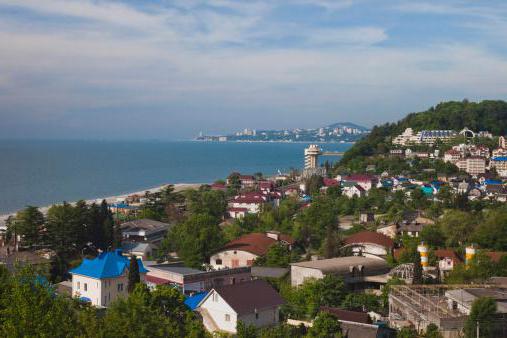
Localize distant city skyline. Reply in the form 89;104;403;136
1;0;507;140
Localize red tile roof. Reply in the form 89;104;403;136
486;251;507;263
434;249;462;265
343;231;394;249
219;232;292;256
232;197;264;204
321;306;371;324
323;178;339;187
343;174;377;182
212;279;284;316
145;275;171;285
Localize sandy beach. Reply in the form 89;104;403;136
0;182;204;228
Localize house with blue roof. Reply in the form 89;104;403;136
70;249;148;307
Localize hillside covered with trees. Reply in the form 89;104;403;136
340;100;507;165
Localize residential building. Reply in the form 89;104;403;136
210;231;294;269
341;231;394;259
342;184;366;198
196;279;284;334
393;128;457;146
456;157;486;175
228;192;267;215
443;149;461;164
120;219;171;245
70;249;148;307
341;174;377;191
490;157;507;177
290;256;390;288
121;242;156;260
145;263;251;295
434;249;462;277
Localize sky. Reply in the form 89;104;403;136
1;0;507;140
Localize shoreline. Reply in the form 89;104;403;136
0;182;204;228
191;139;356;144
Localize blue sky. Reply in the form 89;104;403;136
1;0;507;139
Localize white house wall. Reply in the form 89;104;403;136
290;266;324;287
210;250;258;269
239;307;279;329
200;290;238;333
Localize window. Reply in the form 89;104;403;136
118;283;124;292
255;312;259;320
212;293;218;302
215;258;222;265
84;283;88;291
77;282;80;290
225;314;230;322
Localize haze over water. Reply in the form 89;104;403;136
0;140;351;214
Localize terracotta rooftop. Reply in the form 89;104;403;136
219;232;293;256
211;279;284;316
343;231;394;249
434;249;462;265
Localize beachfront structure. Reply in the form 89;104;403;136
145;263;252;295
209;232;294;269
196;279;284;334
290;256;390;288
393;128;457;146
70;249;148;307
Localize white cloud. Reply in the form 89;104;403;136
1;0;507;138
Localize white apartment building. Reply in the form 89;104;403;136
70;249;147;307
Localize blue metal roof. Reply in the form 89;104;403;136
492;157;507;162
484;179;503;185
70;249;148;279
184;291;208;310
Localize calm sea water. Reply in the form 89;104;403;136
0;140;351;214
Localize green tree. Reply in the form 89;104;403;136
306;312;342;338
413;252;423;284
425;323;443;338
101;284;181;337
397;327;418;338
12;206;44;248
306;175;324;196
464;297;497;338
128;256;140;293
437;210;476;247
472;208;507;251
256;243;290;267
167;214;224;269
237;321;258;338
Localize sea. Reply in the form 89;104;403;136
0;140;352;214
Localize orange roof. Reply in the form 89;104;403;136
434;249;462;265
220;233;277;256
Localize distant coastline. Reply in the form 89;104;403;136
191;139;356;144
